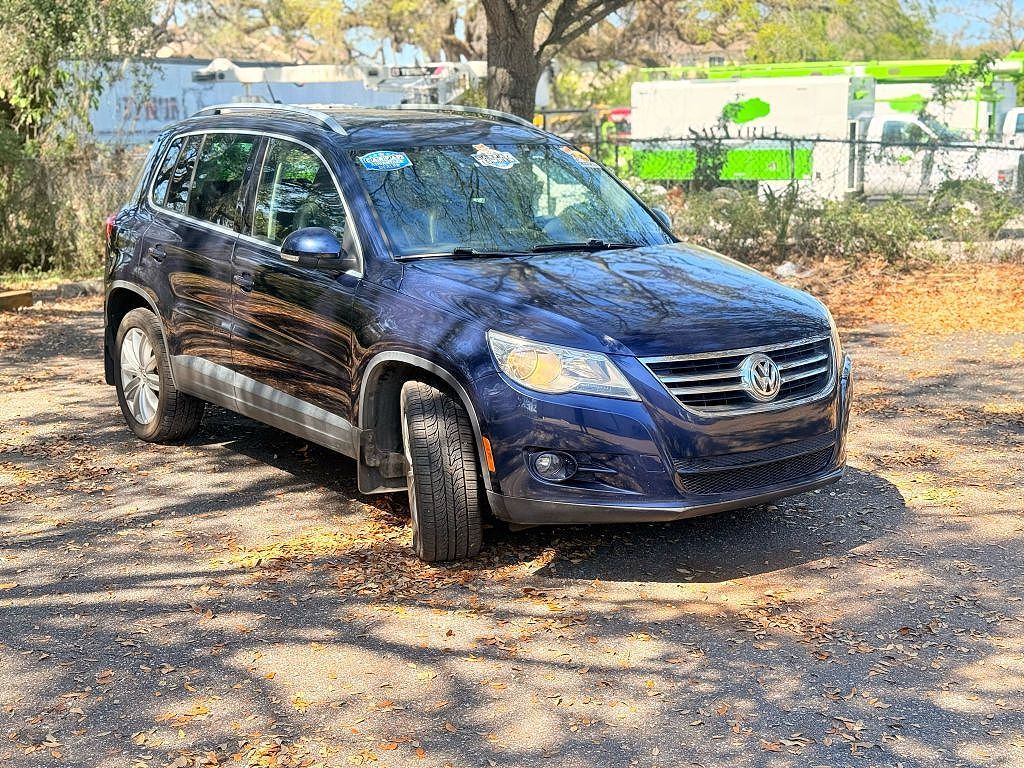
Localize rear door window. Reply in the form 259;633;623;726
165;134;202;215
188;133;257;230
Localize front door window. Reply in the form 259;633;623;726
252;139;347;245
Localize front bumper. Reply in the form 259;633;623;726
476;353;852;525
487;466;844;525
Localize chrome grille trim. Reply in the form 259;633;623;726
779;352;828;370
642;334;830;363
783;364;829;382
641;335;835;416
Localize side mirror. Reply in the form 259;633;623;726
280;227;354;271
651;207;673;230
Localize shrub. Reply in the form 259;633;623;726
815;198;926;264
0;134;140;275
926;179;1018;241
648;181;1011;266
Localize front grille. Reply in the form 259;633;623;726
673;432;836;472
641;335;833;415
675;444;834;496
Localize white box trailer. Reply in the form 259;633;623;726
631;75;872;141
630;76;871;198
630;75;1022;199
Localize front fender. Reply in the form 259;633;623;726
355;349;494;495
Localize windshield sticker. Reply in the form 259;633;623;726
560;146;599;167
471;144;518;170
358;150;412;171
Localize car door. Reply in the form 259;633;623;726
139;132;258;379
230;136;362;430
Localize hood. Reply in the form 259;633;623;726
400;242;830;358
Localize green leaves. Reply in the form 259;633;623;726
0;0;152;140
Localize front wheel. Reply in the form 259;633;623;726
400;380;483;562
114;307;204;443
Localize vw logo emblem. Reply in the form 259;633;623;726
740;352;782;402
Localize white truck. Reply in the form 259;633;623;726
630;75;1023;199
1000;107;1024;146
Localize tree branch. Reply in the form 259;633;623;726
538;0;631;59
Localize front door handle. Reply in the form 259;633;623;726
232;272;254;292
146;244;166;263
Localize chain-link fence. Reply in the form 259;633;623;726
594;136;1024;200
588;135;1024;264
0;142;145;274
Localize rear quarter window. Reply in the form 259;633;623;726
150;137;184;207
165;134;203;215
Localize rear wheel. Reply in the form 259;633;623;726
115;307;204;443
400;380;483;562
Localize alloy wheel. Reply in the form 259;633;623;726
119;327;160;425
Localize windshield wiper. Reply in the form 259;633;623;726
398;248;531;261
531;239;640;253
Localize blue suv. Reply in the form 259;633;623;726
104;103;852;561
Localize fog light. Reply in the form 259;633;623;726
533;451;577;481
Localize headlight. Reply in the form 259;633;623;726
487;330;639;400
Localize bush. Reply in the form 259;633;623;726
0;132;140;275
650;181;1015;266
926;179;1018;241
816;198;925;264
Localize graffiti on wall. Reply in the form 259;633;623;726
119;96;182;123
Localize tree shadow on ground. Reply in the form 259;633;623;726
186;405;905;584
3;299;1022;768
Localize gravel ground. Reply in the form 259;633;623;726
1;283;1022;768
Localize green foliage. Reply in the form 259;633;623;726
0;0;153;139
689;138;729;191
651;180;1014;267
0;136;141;273
926;179;1019;241
0;0;152;273
816;198;925;264
454;82;488;108
743;0;932;63
553;65;637;109
0;129;55;271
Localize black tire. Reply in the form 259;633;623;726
114;307;204;443
400;380;483;562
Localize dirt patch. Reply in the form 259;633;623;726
794;259;1024;335
1;268;1022;768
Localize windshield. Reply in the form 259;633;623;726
921;116;966;143
349;143;672;257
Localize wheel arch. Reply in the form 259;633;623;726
357;351;492;495
105;281;174;387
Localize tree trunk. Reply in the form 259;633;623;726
483;4;541;119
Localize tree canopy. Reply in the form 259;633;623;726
151;0;940;116
0;0;152;140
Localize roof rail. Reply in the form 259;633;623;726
190;102;348;135
380;103;536;129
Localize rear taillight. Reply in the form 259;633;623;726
105;214;116;244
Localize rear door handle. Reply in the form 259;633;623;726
232;272;254;292
146;244;166;263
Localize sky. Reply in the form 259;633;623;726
934;2;1009;47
